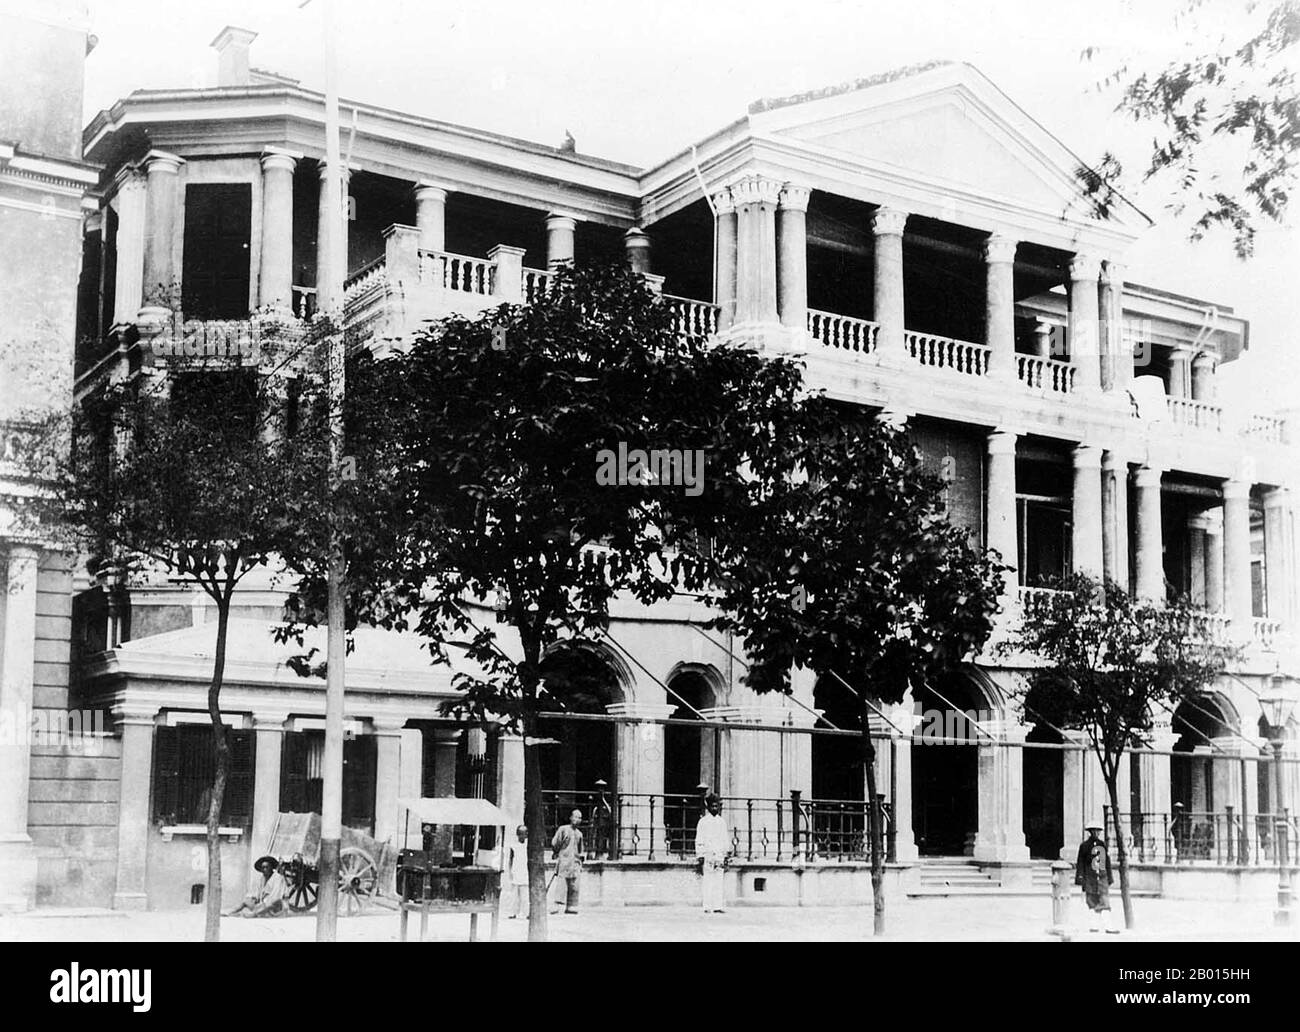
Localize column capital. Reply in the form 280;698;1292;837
1134;464;1164;488
414;181;450;203
318;162;353;182
777;183;811;212
729;174;783;208
1072;443;1103;469
1263;486;1292;510
251;711;291;730
371;715;410;735
606;701;677;721
545;212;578;233
259;149;298;174
1101;259;1126;286
1223;477;1252;500
623;225;651;249
711;187;735;215
870;206;908;237
1191;350;1218;370
144;150;184;176
1168;344;1195;362
987;427;1020;455
1069;253;1101;281
1187;513;1215;533
112;166;146;196
983;233;1017;264
1101;450;1128;473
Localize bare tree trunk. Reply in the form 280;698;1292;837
204;598;232;942
1105;766;1135;929
523;710;549;943
862;701;885;936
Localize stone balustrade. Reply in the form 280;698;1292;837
1166;396;1223;432
806;309;878;354
906;330;989;376
1016;353;1075;394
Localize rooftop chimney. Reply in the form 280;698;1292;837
210;25;257;87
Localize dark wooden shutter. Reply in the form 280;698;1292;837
151;726;179;824
223;730;256;827
342;735;377;834
280;731;309;813
182;183;251;319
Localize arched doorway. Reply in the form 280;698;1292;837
1171;695;1234;858
663;670;717;853
911;672;984;856
1023;723;1064;859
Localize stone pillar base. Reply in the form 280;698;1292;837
0;835;37;912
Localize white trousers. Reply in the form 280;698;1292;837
701;861;725;911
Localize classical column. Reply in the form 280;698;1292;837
248;711;287;886
1212;738;1260;842
1204;510;1226;613
112;168;147;327
1060;731;1088;859
316;163;350;312
713;188;737;331
608;701;676;856
973;719;1030;862
372;719;406;848
1100;260;1128;391
1191;352;1218;402
1188;516;1209;606
0;545;40;909
984;233;1017;380
1102;451;1130;591
1068;254;1101;391
1072;444;1104;578
142;151;183;307
731;175;781;326
413;182;448;253
497;734;525;824
986;428;1019;598
1134;464;1165;600
1033;318;1054;359
1190;745;1212;812
623;226;652;274
1168;346;1193;399
113;708;157;909
1223;478;1254;623
545;213;576;269
871;207;908;362
883;703;918;861
1143;719;1177;825
1263;488;1294;625
777;183;810;330
258;150;296;311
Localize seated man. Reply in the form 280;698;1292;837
227;855;288;918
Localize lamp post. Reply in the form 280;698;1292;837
1260;676;1295;927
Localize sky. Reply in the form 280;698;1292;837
74;0;1300;415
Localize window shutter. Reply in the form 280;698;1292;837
151;725;179;824
280;731;308;813
224;730;256;827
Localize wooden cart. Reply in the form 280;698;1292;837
266;811;390;916
395;797;514;942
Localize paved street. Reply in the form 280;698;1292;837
3;896;1295;943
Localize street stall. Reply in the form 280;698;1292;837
395;797;513;941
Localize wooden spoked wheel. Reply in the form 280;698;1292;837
283;856;319;912
338;847;378;916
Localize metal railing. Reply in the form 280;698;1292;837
807;309;879;354
1016;353;1075;394
1105;807;1298;866
541;789;886;864
905;330;990;376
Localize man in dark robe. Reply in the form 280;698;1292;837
1074;820;1119;933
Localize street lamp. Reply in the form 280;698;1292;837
1260;676;1296;927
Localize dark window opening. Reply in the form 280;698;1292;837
182;183;252;319
151;723;255;826
279;730;377;834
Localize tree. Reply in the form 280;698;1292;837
22;313;373;941
283;261;806;941
1084;0;1300;257
705;404;1005;936
1012;572;1234;928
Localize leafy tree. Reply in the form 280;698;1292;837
283;261;806;942
20;315;376;941
705;405;1005;936
1011;572;1234;928
1084;0;1300;257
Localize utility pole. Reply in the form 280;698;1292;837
305;0;347;942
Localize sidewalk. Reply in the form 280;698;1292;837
3;895;1296;943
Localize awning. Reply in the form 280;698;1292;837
399;797;517;828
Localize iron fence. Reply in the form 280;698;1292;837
1105;806;1299;866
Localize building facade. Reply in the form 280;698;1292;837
9;27;1299;909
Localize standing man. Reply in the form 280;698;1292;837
1074;819;1119;934
695;793;730;914
505;824;529;919
551;809;584;915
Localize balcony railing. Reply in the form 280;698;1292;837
1106;808;1298;867
1252;616;1286;651
1016;353;1075;394
420;249;495;295
523;267;550;304
663;295;720;338
1167;396;1223;432
291;284;317;320
1243;412;1287;444
906;330;989;376
343;256;387;301
807;309;879;354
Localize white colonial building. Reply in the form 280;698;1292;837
7;25;1297;911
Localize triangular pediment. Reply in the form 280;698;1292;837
751;63;1147;232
